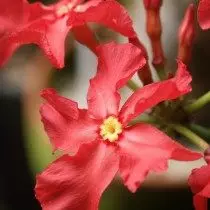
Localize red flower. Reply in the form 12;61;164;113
67;0;135;37
188;165;210;210
198;0;210;30
188;148;210;210
35;42;201;210
0;0;135;68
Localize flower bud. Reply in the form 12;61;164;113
143;0;162;11
143;0;165;68
178;4;196;64
204;147;210;164
198;0;210;30
129;37;153;85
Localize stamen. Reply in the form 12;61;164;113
56;5;69;17
100;116;123;142
67;3;74;10
56;1;77;17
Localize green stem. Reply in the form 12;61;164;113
127;80;140;91
194;0;199;4
189;123;210;140
156;67;166;81
185;91;210;113
129;115;158;126
170;124;209;150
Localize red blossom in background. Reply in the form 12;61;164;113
188;148;210;210
178;4;196;65
143;0;165;68
0;0;136;68
143;0;162;10
188;165;210;210
198;0;210;30
35;42;201;210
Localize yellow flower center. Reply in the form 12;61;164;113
56;3;74;17
100;116;123;142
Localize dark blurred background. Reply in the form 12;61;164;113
1;0;210;209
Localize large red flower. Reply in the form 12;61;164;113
0;0;135;68
35;42;202;210
188;164;210;210
198;0;210;30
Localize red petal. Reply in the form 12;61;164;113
35;141;119;210
40;102;98;153
188;165;210;210
71;24;98;54
87;42;146;119
0;0;69;68
26;1;54;22
129;36;148;59
193;195;208;210
119;60;192;124
68;0;136;37
198;0;210;30
118;124;201;192
0;0;27;33
41;88;79;120
0;16;69;68
189;165;210;194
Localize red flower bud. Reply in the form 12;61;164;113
143;0;165;68
178;4;196;64
143;0;163;11
198;0;210;30
138;63;153;85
